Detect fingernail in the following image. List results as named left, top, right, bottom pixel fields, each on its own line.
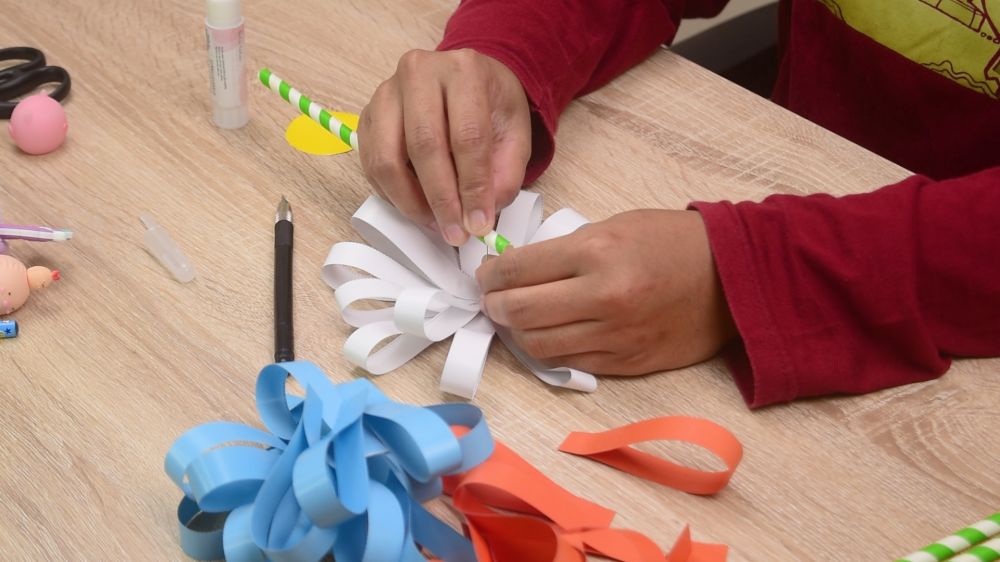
left=481, top=299, right=502, bottom=324
left=468, top=210, right=489, bottom=233
left=485, top=302, right=506, bottom=325
left=426, top=221, right=440, bottom=233
left=444, top=224, right=465, bottom=246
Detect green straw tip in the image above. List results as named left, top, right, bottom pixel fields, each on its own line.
left=494, top=235, right=511, bottom=254
left=258, top=68, right=272, bottom=85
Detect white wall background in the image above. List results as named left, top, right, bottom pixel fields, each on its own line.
left=674, top=0, right=774, bottom=42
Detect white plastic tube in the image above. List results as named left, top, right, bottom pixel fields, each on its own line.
left=141, top=215, right=196, bottom=283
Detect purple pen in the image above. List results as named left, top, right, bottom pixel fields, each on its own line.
left=0, top=224, right=74, bottom=242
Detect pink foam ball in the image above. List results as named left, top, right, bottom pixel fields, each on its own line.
left=8, top=94, right=68, bottom=155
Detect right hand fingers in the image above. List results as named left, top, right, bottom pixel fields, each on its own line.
left=444, top=50, right=500, bottom=238
left=360, top=48, right=531, bottom=245
left=483, top=277, right=595, bottom=330
left=358, top=79, right=431, bottom=225
left=398, top=50, right=467, bottom=245
left=485, top=55, right=532, bottom=214
left=444, top=51, right=532, bottom=236
left=490, top=114, right=531, bottom=212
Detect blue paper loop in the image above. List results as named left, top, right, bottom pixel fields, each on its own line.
left=166, top=361, right=493, bottom=561
left=179, top=496, right=228, bottom=561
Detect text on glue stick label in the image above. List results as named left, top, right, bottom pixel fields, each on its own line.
left=206, top=26, right=245, bottom=108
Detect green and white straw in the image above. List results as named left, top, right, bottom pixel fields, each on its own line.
left=259, top=68, right=358, bottom=150
left=481, top=231, right=510, bottom=255
left=950, top=538, right=1000, bottom=562
left=257, top=67, right=512, bottom=255
left=896, top=512, right=1000, bottom=562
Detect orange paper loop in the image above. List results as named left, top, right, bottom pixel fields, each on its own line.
left=444, top=419, right=738, bottom=562
left=558, top=416, right=743, bottom=495
left=446, top=440, right=615, bottom=530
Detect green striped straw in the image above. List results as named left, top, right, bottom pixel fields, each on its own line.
left=481, top=231, right=510, bottom=255
left=257, top=67, right=512, bottom=255
left=896, top=512, right=1000, bottom=562
left=950, top=538, right=1000, bottom=562
left=259, top=68, right=358, bottom=150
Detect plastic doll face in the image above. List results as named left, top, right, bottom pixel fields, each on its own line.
left=0, top=256, right=29, bottom=315
left=0, top=279, right=29, bottom=315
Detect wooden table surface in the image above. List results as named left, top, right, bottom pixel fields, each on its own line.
left=2, top=1, right=997, bottom=560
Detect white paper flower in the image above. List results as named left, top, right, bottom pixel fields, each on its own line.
left=322, top=191, right=598, bottom=399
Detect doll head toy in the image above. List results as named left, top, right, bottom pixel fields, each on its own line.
left=0, top=254, right=59, bottom=315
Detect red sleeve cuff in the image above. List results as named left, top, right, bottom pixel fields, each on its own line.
left=690, top=178, right=963, bottom=409
left=690, top=200, right=799, bottom=407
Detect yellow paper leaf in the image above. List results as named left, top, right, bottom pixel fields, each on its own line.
left=284, top=112, right=360, bottom=156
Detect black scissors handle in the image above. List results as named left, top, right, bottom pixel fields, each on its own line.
left=0, top=47, right=72, bottom=119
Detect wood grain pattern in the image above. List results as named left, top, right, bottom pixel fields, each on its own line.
left=1, top=1, right=997, bottom=561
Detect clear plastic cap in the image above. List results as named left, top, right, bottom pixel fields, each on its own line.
left=141, top=214, right=196, bottom=283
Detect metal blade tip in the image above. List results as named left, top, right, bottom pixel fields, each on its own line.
left=276, top=196, right=292, bottom=223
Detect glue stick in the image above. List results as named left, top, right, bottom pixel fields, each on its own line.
left=206, top=0, right=248, bottom=128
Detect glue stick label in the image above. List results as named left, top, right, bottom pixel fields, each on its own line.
left=206, top=22, right=248, bottom=128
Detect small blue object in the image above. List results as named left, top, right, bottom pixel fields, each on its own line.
left=0, top=319, right=17, bottom=338
left=164, top=361, right=494, bottom=561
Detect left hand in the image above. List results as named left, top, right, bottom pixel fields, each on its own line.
left=476, top=209, right=737, bottom=375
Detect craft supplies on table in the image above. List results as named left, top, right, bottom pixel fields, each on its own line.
left=165, top=360, right=743, bottom=561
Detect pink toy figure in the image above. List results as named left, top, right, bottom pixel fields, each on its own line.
left=8, top=94, right=68, bottom=155
left=0, top=254, right=59, bottom=316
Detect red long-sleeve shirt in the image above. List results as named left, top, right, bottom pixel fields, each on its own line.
left=438, top=0, right=1000, bottom=407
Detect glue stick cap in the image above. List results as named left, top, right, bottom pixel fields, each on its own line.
left=141, top=214, right=196, bottom=283
left=207, top=0, right=242, bottom=28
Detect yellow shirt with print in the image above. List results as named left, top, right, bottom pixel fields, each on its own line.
left=817, top=0, right=1000, bottom=98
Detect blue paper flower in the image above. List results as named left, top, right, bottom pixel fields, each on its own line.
left=165, top=361, right=493, bottom=561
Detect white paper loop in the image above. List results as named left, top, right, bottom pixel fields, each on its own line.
left=322, top=192, right=597, bottom=399
left=394, top=288, right=479, bottom=342
left=342, top=321, right=433, bottom=375
left=334, top=279, right=399, bottom=327
left=440, top=315, right=495, bottom=399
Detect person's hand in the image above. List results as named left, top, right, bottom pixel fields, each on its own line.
left=476, top=210, right=738, bottom=375
left=358, top=49, right=532, bottom=246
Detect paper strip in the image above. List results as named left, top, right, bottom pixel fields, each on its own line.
left=322, top=192, right=597, bottom=399
left=558, top=417, right=743, bottom=495
left=440, top=315, right=496, bottom=399
left=443, top=421, right=735, bottom=562
left=343, top=321, right=433, bottom=375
